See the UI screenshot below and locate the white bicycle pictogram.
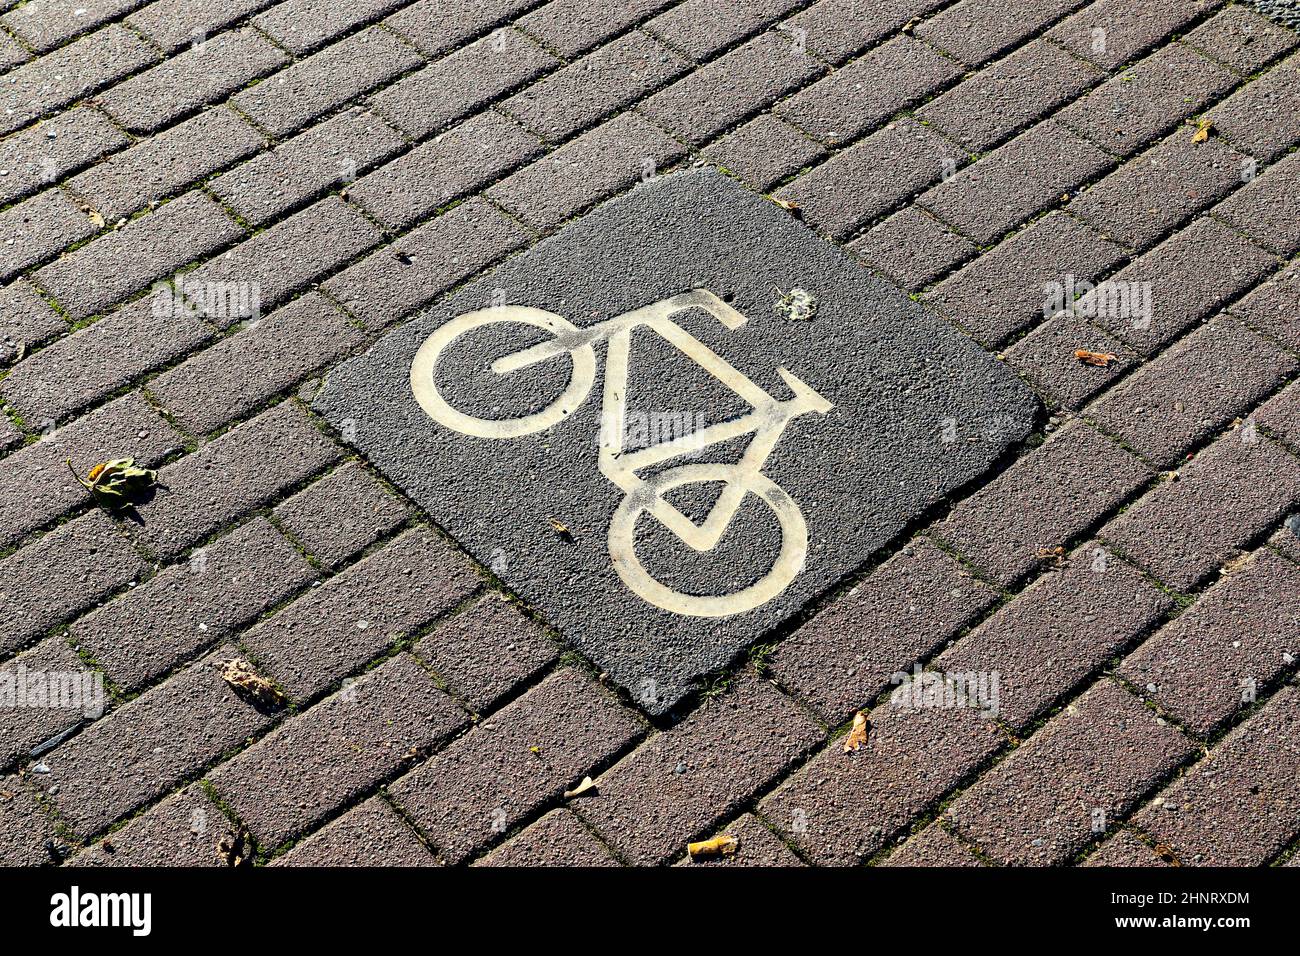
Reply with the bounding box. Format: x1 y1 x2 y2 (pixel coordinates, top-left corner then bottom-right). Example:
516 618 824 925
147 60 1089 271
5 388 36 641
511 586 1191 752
409 290 833 617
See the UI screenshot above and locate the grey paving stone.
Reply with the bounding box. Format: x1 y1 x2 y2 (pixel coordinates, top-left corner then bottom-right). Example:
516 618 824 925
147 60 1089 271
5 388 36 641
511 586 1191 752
1269 513 1300 561
412 593 557 712
0 777 57 866
69 107 265 222
231 27 423 138
915 40 1103 154
273 460 411 569
1231 260 1300 350
321 198 531 332
349 111 543 232
0 188 98 283
915 0 1088 67
883 824 983 867
476 808 617 866
388 0 540 56
131 401 342 561
0 295 214 426
72 516 315 693
645 0 802 60
252 0 408 54
1258 380 1300 448
126 0 280 52
274 797 437 866
2 0 151 52
1214 148 1300 257
778 35 962 147
0 106 129 208
674 812 803 866
1184 3 1298 73
389 668 643 863
1208 55 1300 162
700 114 826 192
317 168 1038 711
210 109 405 227
781 0 945 65
1085 318 1296 468
1 278 65 366
1048 0 1225 70
1101 428 1300 591
34 191 245 322
777 119 967 239
36 645 276 838
848 206 976 291
0 637 96 771
208 653 466 849
770 536 1000 724
485 111 685 230
1056 43 1238 157
935 423 1152 586
946 680 1195 866
1082 829 1172 867
503 31 688 143
0 28 28 71
68 785 236 867
1003 309 1138 410
0 417 20 454
517 0 674 58
97 27 289 134
0 391 182 547
371 29 558 141
240 527 480 702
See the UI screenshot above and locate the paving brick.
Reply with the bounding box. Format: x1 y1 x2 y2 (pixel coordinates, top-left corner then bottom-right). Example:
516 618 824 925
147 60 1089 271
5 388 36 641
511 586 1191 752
485 112 684 230
0 294 214 426
576 679 822 865
0 509 147 657
645 0 802 60
915 0 1086 67
1134 685 1300 865
776 119 967 239
1069 126 1248 250
1004 310 1138 410
231 27 423 139
1184 4 1297 74
132 401 342 561
210 110 404 227
848 206 976 291
0 188 98 283
699 114 826 191
391 668 643 864
1082 828 1171 866
1086 318 1296 467
0 25 159 136
0 391 181 547
917 121 1115 247
1269 514 1300 562
371 29 557 141
936 423 1152 586
1214 149 1300 257
641 31 826 147
917 40 1103 154
36 645 276 838
412 593 557 712
97 28 289 135
771 537 1000 724
1056 44 1237 158
780 0 944 65
883 823 983 866
69 107 265 222
517 0 674 58
0 637 96 771
350 111 543 232
0 778 56 866
321 198 530 331
1231 260 1300 350
241 527 480 702
1120 549 1300 736
937 542 1174 730
34 191 245 322
762 700 1004 865
924 211 1126 346
776 35 956 147
675 812 802 866
1101 428 1300 591
1086 216 1277 356
2 0 150 52
388 0 539 57
0 28 28 70
126 0 279 52
503 31 688 143
1258 381 1300 449
274 797 436 865
252 0 407 54
0 417 19 454
476 808 617 866
273 461 410 569
1208 55 1300 163
1048 0 1224 70
209 653 466 849
0 106 129 208
72 517 315 693
68 784 237 866
947 680 1194 865
1 278 65 366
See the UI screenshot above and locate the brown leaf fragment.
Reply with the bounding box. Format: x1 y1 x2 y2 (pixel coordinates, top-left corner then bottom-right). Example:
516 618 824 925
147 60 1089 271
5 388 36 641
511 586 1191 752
843 710 870 752
1036 545 1066 567
218 658 286 709
1074 349 1119 367
563 776 597 799
772 197 799 211
687 834 738 860
548 517 573 542
1191 119 1213 143
1154 842 1182 866
216 830 252 867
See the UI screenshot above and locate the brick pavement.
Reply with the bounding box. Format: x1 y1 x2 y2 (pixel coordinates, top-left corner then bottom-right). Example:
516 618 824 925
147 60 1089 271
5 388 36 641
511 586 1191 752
1 0 1298 868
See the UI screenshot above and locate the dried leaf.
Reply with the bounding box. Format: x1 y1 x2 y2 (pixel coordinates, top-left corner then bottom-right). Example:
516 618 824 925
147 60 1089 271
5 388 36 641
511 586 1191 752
1074 349 1119 367
687 834 738 860
548 517 573 541
1036 545 1066 567
218 658 286 709
774 287 817 322
67 457 158 509
843 710 870 752
772 197 799 211
1191 119 1213 143
217 830 252 867
88 210 106 229
563 776 597 799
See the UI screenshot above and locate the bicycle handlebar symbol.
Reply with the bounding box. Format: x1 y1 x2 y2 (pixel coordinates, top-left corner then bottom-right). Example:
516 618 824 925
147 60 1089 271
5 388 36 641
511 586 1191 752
410 290 834 617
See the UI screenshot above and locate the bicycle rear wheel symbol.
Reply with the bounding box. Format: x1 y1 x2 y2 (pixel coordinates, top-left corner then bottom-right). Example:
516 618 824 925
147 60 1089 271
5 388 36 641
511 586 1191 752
410 290 833 617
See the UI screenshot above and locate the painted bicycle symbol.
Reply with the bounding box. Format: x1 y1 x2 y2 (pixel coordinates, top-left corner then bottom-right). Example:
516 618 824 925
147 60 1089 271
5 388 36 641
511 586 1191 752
409 290 833 617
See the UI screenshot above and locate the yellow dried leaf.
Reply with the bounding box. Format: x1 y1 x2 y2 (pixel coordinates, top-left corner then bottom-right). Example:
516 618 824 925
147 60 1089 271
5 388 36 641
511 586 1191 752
563 776 596 799
1191 120 1213 143
88 210 106 229
772 197 799 211
687 834 738 860
843 710 869 752
218 658 286 709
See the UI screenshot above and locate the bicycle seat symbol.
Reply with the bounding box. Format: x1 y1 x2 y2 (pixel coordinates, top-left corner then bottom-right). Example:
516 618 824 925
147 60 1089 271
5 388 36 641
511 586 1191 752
409 290 833 618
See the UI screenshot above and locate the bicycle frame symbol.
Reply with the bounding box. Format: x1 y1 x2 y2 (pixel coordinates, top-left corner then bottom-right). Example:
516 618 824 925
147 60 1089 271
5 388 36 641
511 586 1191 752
410 290 833 617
